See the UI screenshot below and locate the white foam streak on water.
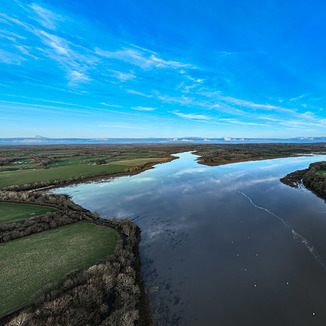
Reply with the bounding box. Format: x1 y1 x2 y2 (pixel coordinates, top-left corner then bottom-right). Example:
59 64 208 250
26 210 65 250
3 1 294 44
238 191 326 269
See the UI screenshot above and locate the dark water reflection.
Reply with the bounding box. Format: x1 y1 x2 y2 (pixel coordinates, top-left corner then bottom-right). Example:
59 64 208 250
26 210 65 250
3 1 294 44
54 152 326 326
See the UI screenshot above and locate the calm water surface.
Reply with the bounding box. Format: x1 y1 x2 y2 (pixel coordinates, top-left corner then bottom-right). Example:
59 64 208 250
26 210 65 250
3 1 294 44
54 152 326 326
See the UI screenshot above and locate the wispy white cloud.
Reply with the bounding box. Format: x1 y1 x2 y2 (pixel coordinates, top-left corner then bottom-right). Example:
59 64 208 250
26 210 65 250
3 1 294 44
0 13 31 29
94 47 195 70
132 106 157 111
126 89 153 98
29 3 64 30
14 44 29 55
218 96 295 114
13 44 39 60
301 111 315 119
0 99 132 117
106 69 135 82
0 49 25 64
219 118 268 126
182 83 202 93
187 75 204 83
34 30 96 85
127 43 158 55
97 124 147 129
4 96 126 113
259 116 282 122
38 30 70 55
100 102 123 108
173 111 211 121
0 29 26 42
158 93 209 108
290 94 305 101
258 114 326 129
68 70 91 85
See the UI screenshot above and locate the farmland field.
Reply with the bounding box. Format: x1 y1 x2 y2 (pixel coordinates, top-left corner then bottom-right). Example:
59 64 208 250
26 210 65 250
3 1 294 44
0 221 119 317
0 202 57 225
0 158 172 190
0 145 178 190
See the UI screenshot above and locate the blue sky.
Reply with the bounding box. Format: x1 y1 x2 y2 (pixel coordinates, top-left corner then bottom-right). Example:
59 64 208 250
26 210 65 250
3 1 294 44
1 0 326 138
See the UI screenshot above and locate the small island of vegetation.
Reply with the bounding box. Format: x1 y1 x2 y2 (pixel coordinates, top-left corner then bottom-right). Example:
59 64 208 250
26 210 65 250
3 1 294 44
281 161 326 201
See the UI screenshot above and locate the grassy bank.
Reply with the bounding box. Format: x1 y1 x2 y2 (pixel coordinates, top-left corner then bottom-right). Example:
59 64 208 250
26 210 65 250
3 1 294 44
0 221 119 317
0 202 57 225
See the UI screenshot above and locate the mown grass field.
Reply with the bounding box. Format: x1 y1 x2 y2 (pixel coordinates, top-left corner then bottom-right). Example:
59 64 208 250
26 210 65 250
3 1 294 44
0 221 119 317
0 157 168 189
0 202 57 225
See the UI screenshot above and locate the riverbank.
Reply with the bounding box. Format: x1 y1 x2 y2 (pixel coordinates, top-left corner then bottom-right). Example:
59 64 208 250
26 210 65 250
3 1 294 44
0 191 152 326
281 161 326 201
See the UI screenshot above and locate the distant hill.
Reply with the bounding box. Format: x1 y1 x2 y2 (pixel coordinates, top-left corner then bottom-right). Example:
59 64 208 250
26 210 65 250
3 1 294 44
0 136 326 146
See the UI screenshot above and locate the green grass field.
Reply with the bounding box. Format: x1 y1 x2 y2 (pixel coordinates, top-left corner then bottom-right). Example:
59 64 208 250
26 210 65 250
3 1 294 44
0 221 119 317
0 157 168 189
317 170 326 176
0 202 57 225
0 163 129 189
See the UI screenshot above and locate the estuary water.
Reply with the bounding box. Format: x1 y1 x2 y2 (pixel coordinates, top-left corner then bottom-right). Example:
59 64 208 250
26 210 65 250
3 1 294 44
54 152 326 326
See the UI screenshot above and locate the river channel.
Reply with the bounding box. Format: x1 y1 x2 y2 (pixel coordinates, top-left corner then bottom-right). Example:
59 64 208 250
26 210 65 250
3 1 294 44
54 152 326 326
